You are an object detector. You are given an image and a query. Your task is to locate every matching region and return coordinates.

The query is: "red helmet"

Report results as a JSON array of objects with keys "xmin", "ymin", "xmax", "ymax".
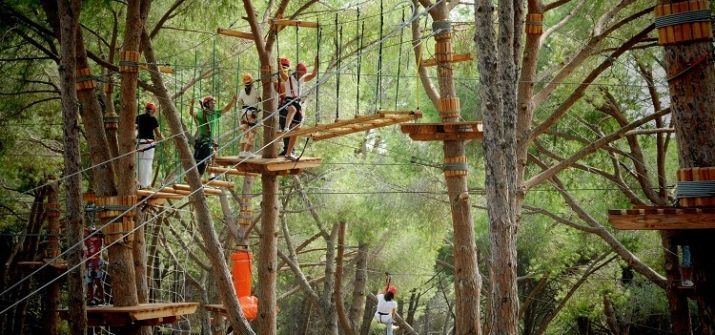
[
  {"xmin": 279, "ymin": 57, "xmax": 291, "ymax": 68},
  {"xmin": 145, "ymin": 102, "xmax": 157, "ymax": 111},
  {"xmin": 296, "ymin": 62, "xmax": 307, "ymax": 73},
  {"xmin": 387, "ymin": 286, "xmax": 397, "ymax": 295},
  {"xmin": 202, "ymin": 96, "xmax": 215, "ymax": 107}
]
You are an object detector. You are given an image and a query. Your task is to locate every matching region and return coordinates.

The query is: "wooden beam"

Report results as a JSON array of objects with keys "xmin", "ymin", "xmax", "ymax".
[
  {"xmin": 608, "ymin": 207, "xmax": 715, "ymax": 230},
  {"xmin": 401, "ymin": 122, "xmax": 484, "ymax": 141},
  {"xmin": 421, "ymin": 53, "xmax": 473, "ymax": 67},
  {"xmin": 270, "ymin": 19, "xmax": 319, "ymax": 28},
  {"xmin": 172, "ymin": 184, "xmax": 223, "ymax": 196},
  {"xmin": 213, "ymin": 156, "xmax": 322, "ymax": 174},
  {"xmin": 206, "ymin": 166, "xmax": 259, "ymax": 177},
  {"xmin": 137, "ymin": 189, "xmax": 185, "ymax": 200},
  {"xmin": 216, "ymin": 28, "xmax": 255, "ymax": 41},
  {"xmin": 202, "ymin": 179, "xmax": 235, "ymax": 188},
  {"xmin": 61, "ymin": 303, "xmax": 198, "ymax": 327}
]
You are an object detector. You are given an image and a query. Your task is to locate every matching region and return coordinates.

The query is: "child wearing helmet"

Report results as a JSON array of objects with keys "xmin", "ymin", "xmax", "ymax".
[
  {"xmin": 135, "ymin": 102, "xmax": 163, "ymax": 188},
  {"xmin": 374, "ymin": 273, "xmax": 399, "ymax": 334},
  {"xmin": 277, "ymin": 56, "xmax": 319, "ymax": 160},
  {"xmin": 189, "ymin": 94, "xmax": 238, "ymax": 175},
  {"xmin": 84, "ymin": 227, "xmax": 105, "ymax": 305},
  {"xmin": 238, "ymin": 73, "xmax": 260, "ymax": 158}
]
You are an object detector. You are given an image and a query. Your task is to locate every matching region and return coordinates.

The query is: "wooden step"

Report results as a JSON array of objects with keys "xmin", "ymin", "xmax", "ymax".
[
  {"xmin": 213, "ymin": 156, "xmax": 322, "ymax": 175},
  {"xmin": 401, "ymin": 122, "xmax": 483, "ymax": 141},
  {"xmin": 608, "ymin": 206, "xmax": 715, "ymax": 230}
]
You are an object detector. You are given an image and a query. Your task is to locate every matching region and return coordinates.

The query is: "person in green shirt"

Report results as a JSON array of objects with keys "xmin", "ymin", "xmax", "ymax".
[{"xmin": 189, "ymin": 95, "xmax": 237, "ymax": 175}]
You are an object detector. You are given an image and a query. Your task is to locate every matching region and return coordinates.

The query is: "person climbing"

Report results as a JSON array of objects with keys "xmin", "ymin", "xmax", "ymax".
[
  {"xmin": 277, "ymin": 56, "xmax": 319, "ymax": 160},
  {"xmin": 374, "ymin": 273, "xmax": 399, "ymax": 335},
  {"xmin": 238, "ymin": 73, "xmax": 261, "ymax": 158},
  {"xmin": 135, "ymin": 102, "xmax": 163, "ymax": 189},
  {"xmin": 84, "ymin": 227, "xmax": 105, "ymax": 306},
  {"xmin": 190, "ymin": 95, "xmax": 238, "ymax": 175}
]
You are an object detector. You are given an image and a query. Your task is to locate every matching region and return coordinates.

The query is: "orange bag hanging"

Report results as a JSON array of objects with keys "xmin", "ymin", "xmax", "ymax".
[
  {"xmin": 239, "ymin": 296, "xmax": 259, "ymax": 321},
  {"xmin": 231, "ymin": 250, "xmax": 253, "ymax": 297}
]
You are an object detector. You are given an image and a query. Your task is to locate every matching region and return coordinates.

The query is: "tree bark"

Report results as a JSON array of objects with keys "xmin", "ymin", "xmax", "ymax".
[
  {"xmin": 349, "ymin": 242, "xmax": 369, "ymax": 333},
  {"xmin": 334, "ymin": 221, "xmax": 355, "ymax": 335},
  {"xmin": 415, "ymin": 2, "xmax": 482, "ymax": 334},
  {"xmin": 56, "ymin": 0, "xmax": 86, "ymax": 333},
  {"xmin": 659, "ymin": 1, "xmax": 715, "ymax": 332}
]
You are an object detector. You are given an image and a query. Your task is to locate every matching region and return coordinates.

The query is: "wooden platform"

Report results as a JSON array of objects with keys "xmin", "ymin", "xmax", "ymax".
[
  {"xmin": 206, "ymin": 166, "xmax": 259, "ymax": 177},
  {"xmin": 214, "ymin": 156, "xmax": 321, "ymax": 175},
  {"xmin": 137, "ymin": 189, "xmax": 185, "ymax": 200},
  {"xmin": 204, "ymin": 304, "xmax": 229, "ymax": 315},
  {"xmin": 281, "ymin": 111, "xmax": 422, "ymax": 141},
  {"xmin": 172, "ymin": 184, "xmax": 223, "ymax": 196},
  {"xmin": 400, "ymin": 122, "xmax": 483, "ymax": 141},
  {"xmin": 608, "ymin": 206, "xmax": 715, "ymax": 230},
  {"xmin": 61, "ymin": 303, "xmax": 198, "ymax": 327}
]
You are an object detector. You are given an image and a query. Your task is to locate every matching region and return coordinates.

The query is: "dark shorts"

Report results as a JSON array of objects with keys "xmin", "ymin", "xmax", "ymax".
[
  {"xmin": 193, "ymin": 138, "xmax": 214, "ymax": 175},
  {"xmin": 279, "ymin": 98, "xmax": 303, "ymax": 129}
]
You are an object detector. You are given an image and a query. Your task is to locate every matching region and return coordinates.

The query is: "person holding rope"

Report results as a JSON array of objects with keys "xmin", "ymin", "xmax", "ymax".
[
  {"xmin": 277, "ymin": 56, "xmax": 318, "ymax": 160},
  {"xmin": 238, "ymin": 73, "xmax": 261, "ymax": 158},
  {"xmin": 190, "ymin": 95, "xmax": 237, "ymax": 175},
  {"xmin": 374, "ymin": 272, "xmax": 399, "ymax": 334},
  {"xmin": 136, "ymin": 102, "xmax": 163, "ymax": 189},
  {"xmin": 84, "ymin": 226, "xmax": 106, "ymax": 306}
]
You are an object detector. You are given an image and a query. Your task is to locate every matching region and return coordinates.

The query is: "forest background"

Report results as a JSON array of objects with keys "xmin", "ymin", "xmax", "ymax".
[{"xmin": 0, "ymin": 0, "xmax": 707, "ymax": 334}]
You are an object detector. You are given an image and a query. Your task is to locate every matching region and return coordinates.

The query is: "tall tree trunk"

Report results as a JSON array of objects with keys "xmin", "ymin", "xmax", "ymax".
[
  {"xmin": 349, "ymin": 242, "xmax": 369, "ymax": 333},
  {"xmin": 424, "ymin": 2, "xmax": 482, "ymax": 333},
  {"xmin": 56, "ymin": 0, "xmax": 86, "ymax": 333},
  {"xmin": 474, "ymin": 1, "xmax": 521, "ymax": 333},
  {"xmin": 140, "ymin": 29, "xmax": 255, "ymax": 335},
  {"xmin": 334, "ymin": 221, "xmax": 355, "ymax": 335},
  {"xmin": 658, "ymin": 1, "xmax": 715, "ymax": 332}
]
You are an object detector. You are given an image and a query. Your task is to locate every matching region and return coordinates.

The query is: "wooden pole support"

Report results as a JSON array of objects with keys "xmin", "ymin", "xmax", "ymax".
[
  {"xmin": 270, "ymin": 19, "xmax": 319, "ymax": 28},
  {"xmin": 95, "ymin": 195, "xmax": 137, "ymax": 243},
  {"xmin": 422, "ymin": 53, "xmax": 472, "ymax": 67},
  {"xmin": 217, "ymin": 28, "xmax": 256, "ymax": 40},
  {"xmin": 438, "ymin": 97, "xmax": 460, "ymax": 119},
  {"xmin": 104, "ymin": 113, "xmax": 119, "ymax": 129},
  {"xmin": 526, "ymin": 13, "xmax": 544, "ymax": 35},
  {"xmin": 119, "ymin": 50, "xmax": 141, "ymax": 73},
  {"xmin": 443, "ymin": 155, "xmax": 468, "ymax": 178},
  {"xmin": 654, "ymin": 1, "xmax": 713, "ymax": 45},
  {"xmin": 75, "ymin": 68, "xmax": 97, "ymax": 91},
  {"xmin": 677, "ymin": 167, "xmax": 715, "ymax": 207}
]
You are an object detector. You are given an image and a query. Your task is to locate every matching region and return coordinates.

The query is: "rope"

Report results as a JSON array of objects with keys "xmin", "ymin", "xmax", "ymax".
[
  {"xmin": 654, "ymin": 10, "xmax": 712, "ymax": 28},
  {"xmin": 316, "ymin": 23, "xmax": 322, "ymax": 123},
  {"xmin": 356, "ymin": 15, "xmax": 364, "ymax": 116},
  {"xmin": 375, "ymin": 0, "xmax": 385, "ymax": 111},
  {"xmin": 674, "ymin": 180, "xmax": 715, "ymax": 199},
  {"xmin": 394, "ymin": 9, "xmax": 405, "ymax": 110},
  {"xmin": 335, "ymin": 14, "xmax": 342, "ymax": 121}
]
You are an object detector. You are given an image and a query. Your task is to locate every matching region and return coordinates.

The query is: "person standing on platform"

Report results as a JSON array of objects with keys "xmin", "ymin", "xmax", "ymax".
[
  {"xmin": 238, "ymin": 73, "xmax": 261, "ymax": 158},
  {"xmin": 136, "ymin": 102, "xmax": 163, "ymax": 189},
  {"xmin": 190, "ymin": 95, "xmax": 237, "ymax": 175}
]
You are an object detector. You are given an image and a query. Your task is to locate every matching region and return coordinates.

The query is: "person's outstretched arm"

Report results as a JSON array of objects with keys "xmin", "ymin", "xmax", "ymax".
[
  {"xmin": 304, "ymin": 56, "xmax": 319, "ymax": 82},
  {"xmin": 221, "ymin": 95, "xmax": 238, "ymax": 114}
]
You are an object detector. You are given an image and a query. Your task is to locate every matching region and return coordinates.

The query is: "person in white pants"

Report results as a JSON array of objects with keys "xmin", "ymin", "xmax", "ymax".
[
  {"xmin": 374, "ymin": 286, "xmax": 398, "ymax": 335},
  {"xmin": 136, "ymin": 102, "xmax": 162, "ymax": 188}
]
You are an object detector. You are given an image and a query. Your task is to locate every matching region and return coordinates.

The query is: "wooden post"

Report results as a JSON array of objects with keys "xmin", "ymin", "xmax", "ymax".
[{"xmin": 43, "ymin": 178, "xmax": 61, "ymax": 335}]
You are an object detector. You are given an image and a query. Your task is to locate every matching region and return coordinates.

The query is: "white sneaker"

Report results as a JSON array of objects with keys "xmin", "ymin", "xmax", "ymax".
[
  {"xmin": 283, "ymin": 127, "xmax": 290, "ymax": 132},
  {"xmin": 682, "ymin": 279, "xmax": 694, "ymax": 287},
  {"xmin": 239, "ymin": 151, "xmax": 255, "ymax": 158}
]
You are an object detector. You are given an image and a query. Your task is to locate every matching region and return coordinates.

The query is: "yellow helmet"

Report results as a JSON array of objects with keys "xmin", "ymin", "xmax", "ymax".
[{"xmin": 242, "ymin": 73, "xmax": 253, "ymax": 84}]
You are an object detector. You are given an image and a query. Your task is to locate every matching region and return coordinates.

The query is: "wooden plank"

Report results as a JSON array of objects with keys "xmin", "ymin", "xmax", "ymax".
[
  {"xmin": 62, "ymin": 303, "xmax": 198, "ymax": 326},
  {"xmin": 401, "ymin": 122, "xmax": 484, "ymax": 141},
  {"xmin": 312, "ymin": 116, "xmax": 419, "ymax": 141},
  {"xmin": 139, "ymin": 64, "xmax": 174, "ymax": 74},
  {"xmin": 270, "ymin": 19, "xmax": 319, "ymax": 28},
  {"xmin": 170, "ymin": 184, "xmax": 222, "ymax": 196},
  {"xmin": 213, "ymin": 156, "xmax": 322, "ymax": 173},
  {"xmin": 422, "ymin": 53, "xmax": 473, "ymax": 67},
  {"xmin": 206, "ymin": 166, "xmax": 259, "ymax": 177},
  {"xmin": 137, "ymin": 189, "xmax": 185, "ymax": 200},
  {"xmin": 217, "ymin": 28, "xmax": 255, "ymax": 40},
  {"xmin": 201, "ymin": 179, "xmax": 235, "ymax": 188},
  {"xmin": 608, "ymin": 206, "xmax": 715, "ymax": 230}
]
